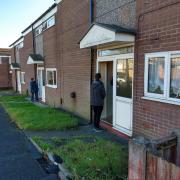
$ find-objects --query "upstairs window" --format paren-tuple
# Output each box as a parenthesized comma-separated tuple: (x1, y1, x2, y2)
(144, 51, 180, 103)
(42, 16, 55, 31)
(35, 25, 43, 36)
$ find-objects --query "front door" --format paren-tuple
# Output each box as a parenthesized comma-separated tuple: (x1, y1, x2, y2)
(98, 54, 133, 136)
(37, 68, 45, 102)
(114, 58, 133, 136)
(17, 71, 21, 93)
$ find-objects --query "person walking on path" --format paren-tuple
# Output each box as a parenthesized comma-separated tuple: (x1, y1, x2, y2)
(91, 73, 106, 132)
(30, 78, 39, 102)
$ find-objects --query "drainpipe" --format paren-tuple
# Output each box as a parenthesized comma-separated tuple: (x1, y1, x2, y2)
(14, 47, 18, 92)
(90, 0, 94, 124)
(32, 25, 37, 80)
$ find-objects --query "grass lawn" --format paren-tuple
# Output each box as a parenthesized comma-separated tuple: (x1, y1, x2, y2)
(33, 136, 128, 180)
(0, 95, 78, 131)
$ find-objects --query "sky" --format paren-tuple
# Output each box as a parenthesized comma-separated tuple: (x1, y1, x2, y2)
(0, 0, 55, 48)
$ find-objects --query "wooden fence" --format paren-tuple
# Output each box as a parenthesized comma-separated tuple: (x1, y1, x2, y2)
(129, 131, 180, 180)
(146, 153, 180, 180)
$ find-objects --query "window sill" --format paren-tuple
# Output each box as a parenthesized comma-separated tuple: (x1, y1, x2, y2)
(46, 84, 57, 89)
(141, 96, 180, 106)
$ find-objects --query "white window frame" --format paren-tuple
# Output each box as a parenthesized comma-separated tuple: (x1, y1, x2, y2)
(144, 51, 180, 104)
(46, 68, 57, 88)
(21, 72, 25, 84)
(47, 16, 55, 28)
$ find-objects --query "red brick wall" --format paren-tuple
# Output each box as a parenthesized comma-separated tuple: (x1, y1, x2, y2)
(20, 32, 34, 94)
(134, 0, 180, 138)
(11, 48, 16, 91)
(57, 0, 91, 119)
(43, 20, 60, 107)
(0, 57, 11, 88)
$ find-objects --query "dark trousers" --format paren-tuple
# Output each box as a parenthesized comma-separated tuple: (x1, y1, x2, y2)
(31, 92, 38, 101)
(93, 106, 103, 128)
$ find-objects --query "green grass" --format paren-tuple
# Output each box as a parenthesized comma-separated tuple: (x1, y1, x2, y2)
(33, 136, 128, 180)
(0, 95, 78, 131)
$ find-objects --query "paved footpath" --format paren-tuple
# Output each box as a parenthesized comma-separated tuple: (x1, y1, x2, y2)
(0, 105, 58, 180)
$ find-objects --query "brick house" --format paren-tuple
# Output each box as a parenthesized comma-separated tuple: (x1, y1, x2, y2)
(133, 0, 180, 139)
(0, 48, 12, 89)
(10, 0, 180, 141)
(10, 4, 58, 100)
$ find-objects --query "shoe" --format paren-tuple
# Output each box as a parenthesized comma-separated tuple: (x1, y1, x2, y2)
(93, 127, 103, 132)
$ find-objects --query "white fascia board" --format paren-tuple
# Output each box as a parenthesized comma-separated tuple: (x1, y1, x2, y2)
(27, 56, 44, 64)
(22, 27, 33, 36)
(115, 33, 135, 42)
(9, 37, 24, 48)
(33, 7, 57, 29)
(0, 56, 11, 58)
(55, 0, 62, 4)
(10, 65, 20, 70)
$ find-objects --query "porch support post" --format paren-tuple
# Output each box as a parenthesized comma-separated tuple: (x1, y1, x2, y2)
(172, 129, 180, 166)
(128, 137, 148, 180)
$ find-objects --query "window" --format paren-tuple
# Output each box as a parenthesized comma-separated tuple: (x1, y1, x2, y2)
(148, 57, 165, 94)
(144, 51, 180, 103)
(170, 57, 180, 99)
(42, 16, 55, 31)
(16, 42, 24, 49)
(98, 46, 134, 57)
(46, 68, 57, 88)
(21, 72, 25, 84)
(47, 16, 55, 28)
(35, 25, 43, 36)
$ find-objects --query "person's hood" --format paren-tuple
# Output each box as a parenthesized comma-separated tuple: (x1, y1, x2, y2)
(92, 80, 103, 89)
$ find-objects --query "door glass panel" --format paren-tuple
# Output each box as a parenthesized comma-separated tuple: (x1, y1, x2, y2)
(116, 59, 133, 98)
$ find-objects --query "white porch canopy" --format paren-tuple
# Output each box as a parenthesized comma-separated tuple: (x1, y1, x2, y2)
(80, 23, 136, 49)
(11, 63, 20, 70)
(27, 54, 44, 65)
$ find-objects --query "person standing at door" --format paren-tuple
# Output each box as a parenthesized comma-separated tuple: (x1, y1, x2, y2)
(91, 73, 106, 131)
(30, 78, 39, 102)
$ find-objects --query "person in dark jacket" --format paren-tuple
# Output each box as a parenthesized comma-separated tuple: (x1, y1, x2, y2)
(30, 78, 39, 102)
(91, 73, 106, 131)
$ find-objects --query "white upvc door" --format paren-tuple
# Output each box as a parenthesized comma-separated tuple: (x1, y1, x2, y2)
(114, 54, 134, 136)
(17, 71, 22, 94)
(97, 53, 134, 136)
(37, 67, 45, 102)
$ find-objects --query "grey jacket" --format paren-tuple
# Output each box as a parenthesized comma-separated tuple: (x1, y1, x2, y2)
(91, 80, 106, 106)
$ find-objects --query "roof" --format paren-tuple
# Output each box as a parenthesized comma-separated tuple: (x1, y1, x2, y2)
(29, 54, 44, 61)
(22, 3, 57, 34)
(11, 63, 20, 69)
(0, 48, 11, 56)
(27, 54, 44, 64)
(79, 22, 137, 43)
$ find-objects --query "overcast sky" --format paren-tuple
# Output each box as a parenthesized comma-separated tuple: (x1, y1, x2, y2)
(0, 0, 54, 48)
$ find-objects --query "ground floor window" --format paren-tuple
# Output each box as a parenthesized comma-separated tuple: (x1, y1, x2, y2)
(21, 72, 25, 84)
(145, 51, 180, 103)
(46, 68, 57, 88)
